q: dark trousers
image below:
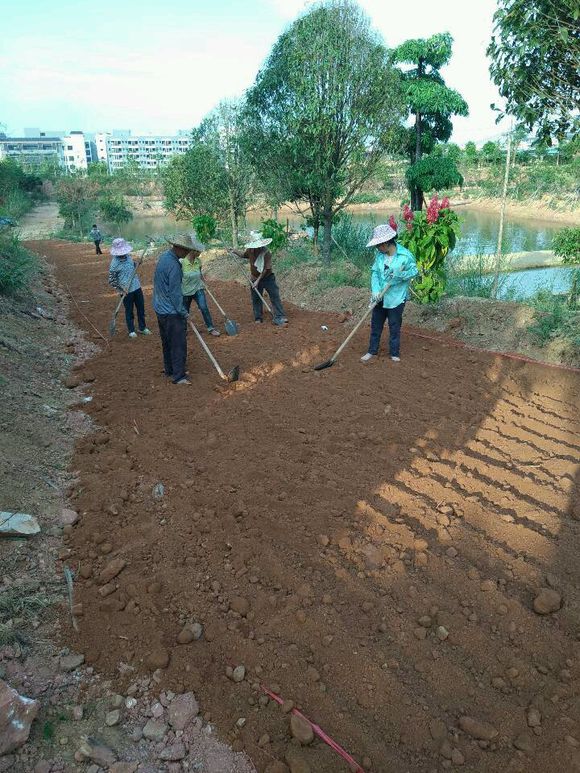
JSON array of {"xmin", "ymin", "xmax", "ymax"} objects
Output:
[
  {"xmin": 251, "ymin": 273, "xmax": 286, "ymax": 322},
  {"xmin": 184, "ymin": 290, "xmax": 215, "ymax": 331},
  {"xmin": 94, "ymin": 240, "xmax": 102, "ymax": 255},
  {"xmin": 156, "ymin": 314, "xmax": 187, "ymax": 382},
  {"xmin": 123, "ymin": 288, "xmax": 146, "ymax": 333},
  {"xmin": 368, "ymin": 301, "xmax": 405, "ymax": 357}
]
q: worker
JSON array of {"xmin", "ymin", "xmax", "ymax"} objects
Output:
[
  {"xmin": 180, "ymin": 236, "xmax": 220, "ymax": 336},
  {"xmin": 108, "ymin": 237, "xmax": 151, "ymax": 339},
  {"xmin": 153, "ymin": 233, "xmax": 197, "ymax": 385},
  {"xmin": 90, "ymin": 224, "xmax": 103, "ymax": 255},
  {"xmin": 232, "ymin": 231, "xmax": 287, "ymax": 325},
  {"xmin": 361, "ymin": 223, "xmax": 418, "ymax": 363}
]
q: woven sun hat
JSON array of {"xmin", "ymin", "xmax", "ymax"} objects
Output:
[
  {"xmin": 166, "ymin": 232, "xmax": 206, "ymax": 252},
  {"xmin": 366, "ymin": 224, "xmax": 397, "ymax": 248},
  {"xmin": 243, "ymin": 231, "xmax": 273, "ymax": 249},
  {"xmin": 110, "ymin": 237, "xmax": 133, "ymax": 256}
]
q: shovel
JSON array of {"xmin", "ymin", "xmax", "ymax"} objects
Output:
[
  {"xmin": 189, "ymin": 321, "xmax": 240, "ymax": 383},
  {"xmin": 314, "ymin": 282, "xmax": 392, "ymax": 371},
  {"xmin": 227, "ymin": 251, "xmax": 273, "ymax": 315},
  {"xmin": 109, "ymin": 238, "xmax": 153, "ymax": 336},
  {"xmin": 204, "ymin": 284, "xmax": 239, "ymax": 336}
]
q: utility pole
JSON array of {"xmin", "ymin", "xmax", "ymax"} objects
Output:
[{"xmin": 491, "ymin": 124, "xmax": 513, "ymax": 299}]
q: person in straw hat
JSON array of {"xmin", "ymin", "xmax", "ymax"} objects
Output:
[
  {"xmin": 152, "ymin": 233, "xmax": 199, "ymax": 385},
  {"xmin": 179, "ymin": 235, "xmax": 220, "ymax": 336},
  {"xmin": 232, "ymin": 231, "xmax": 287, "ymax": 325},
  {"xmin": 108, "ymin": 237, "xmax": 151, "ymax": 338},
  {"xmin": 360, "ymin": 223, "xmax": 418, "ymax": 363}
]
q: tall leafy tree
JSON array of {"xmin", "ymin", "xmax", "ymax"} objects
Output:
[
  {"xmin": 488, "ymin": 0, "xmax": 580, "ymax": 143},
  {"xmin": 243, "ymin": 0, "xmax": 403, "ymax": 264},
  {"xmin": 163, "ymin": 99, "xmax": 252, "ymax": 246},
  {"xmin": 392, "ymin": 33, "xmax": 468, "ymax": 211}
]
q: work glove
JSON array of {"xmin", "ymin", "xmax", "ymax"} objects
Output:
[{"xmin": 368, "ymin": 293, "xmax": 381, "ymax": 309}]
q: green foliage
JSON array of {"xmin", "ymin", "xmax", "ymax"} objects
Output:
[
  {"xmin": 0, "ymin": 230, "xmax": 38, "ymax": 294},
  {"xmin": 164, "ymin": 98, "xmax": 251, "ymax": 246},
  {"xmin": 398, "ymin": 198, "xmax": 460, "ymax": 303},
  {"xmin": 99, "ymin": 194, "xmax": 133, "ymax": 225},
  {"xmin": 331, "ymin": 214, "xmax": 375, "ymax": 270},
  {"xmin": 392, "ymin": 32, "xmax": 468, "ymax": 209},
  {"xmin": 350, "ymin": 192, "xmax": 383, "ymax": 204},
  {"xmin": 481, "ymin": 141, "xmax": 503, "ymax": 165},
  {"xmin": 406, "ymin": 156, "xmax": 463, "ymax": 195},
  {"xmin": 553, "ymin": 227, "xmax": 580, "ymax": 264},
  {"xmin": 0, "ymin": 159, "xmax": 42, "ymax": 218},
  {"xmin": 261, "ymin": 219, "xmax": 287, "ymax": 253},
  {"xmin": 488, "ymin": 0, "xmax": 580, "ymax": 143},
  {"xmin": 527, "ymin": 291, "xmax": 580, "ymax": 345},
  {"xmin": 55, "ymin": 174, "xmax": 101, "ymax": 234},
  {"xmin": 446, "ymin": 255, "xmax": 510, "ymax": 299},
  {"xmin": 192, "ymin": 214, "xmax": 217, "ymax": 244},
  {"xmin": 243, "ymin": 0, "xmax": 404, "ymax": 263},
  {"xmin": 463, "ymin": 141, "xmax": 479, "ymax": 166}
]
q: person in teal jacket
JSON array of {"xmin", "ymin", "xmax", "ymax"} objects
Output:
[{"xmin": 361, "ymin": 223, "xmax": 418, "ymax": 363}]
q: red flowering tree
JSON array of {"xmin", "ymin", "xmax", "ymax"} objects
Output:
[{"xmin": 396, "ymin": 195, "xmax": 459, "ymax": 303}]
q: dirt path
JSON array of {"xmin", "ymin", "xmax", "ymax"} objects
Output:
[{"xmin": 33, "ymin": 239, "xmax": 580, "ymax": 773}]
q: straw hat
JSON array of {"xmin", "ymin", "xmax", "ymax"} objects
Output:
[
  {"xmin": 244, "ymin": 231, "xmax": 272, "ymax": 249},
  {"xmin": 110, "ymin": 237, "xmax": 132, "ymax": 256},
  {"xmin": 366, "ymin": 224, "xmax": 397, "ymax": 248},
  {"xmin": 166, "ymin": 232, "xmax": 206, "ymax": 252}
]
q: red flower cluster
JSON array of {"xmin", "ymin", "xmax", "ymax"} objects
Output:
[
  {"xmin": 426, "ymin": 195, "xmax": 441, "ymax": 224},
  {"xmin": 388, "ymin": 214, "xmax": 398, "ymax": 232},
  {"xmin": 441, "ymin": 196, "xmax": 450, "ymax": 210},
  {"xmin": 402, "ymin": 203, "xmax": 414, "ymax": 230}
]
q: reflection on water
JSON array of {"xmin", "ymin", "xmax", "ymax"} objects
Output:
[
  {"xmin": 497, "ymin": 266, "xmax": 575, "ymax": 300},
  {"xmin": 108, "ymin": 207, "xmax": 559, "ymax": 257}
]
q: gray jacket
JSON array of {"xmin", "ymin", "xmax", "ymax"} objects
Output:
[{"xmin": 153, "ymin": 249, "xmax": 186, "ymax": 316}]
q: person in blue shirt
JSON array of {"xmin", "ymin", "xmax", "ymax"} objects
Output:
[
  {"xmin": 361, "ymin": 223, "xmax": 418, "ymax": 363},
  {"xmin": 108, "ymin": 238, "xmax": 151, "ymax": 338},
  {"xmin": 153, "ymin": 233, "xmax": 197, "ymax": 385}
]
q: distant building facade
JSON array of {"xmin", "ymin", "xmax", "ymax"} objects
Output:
[
  {"xmin": 0, "ymin": 133, "xmax": 64, "ymax": 169},
  {"xmin": 1, "ymin": 128, "xmax": 191, "ymax": 173},
  {"xmin": 102, "ymin": 131, "xmax": 192, "ymax": 172}
]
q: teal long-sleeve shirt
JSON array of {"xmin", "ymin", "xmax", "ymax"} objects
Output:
[{"xmin": 370, "ymin": 244, "xmax": 419, "ymax": 308}]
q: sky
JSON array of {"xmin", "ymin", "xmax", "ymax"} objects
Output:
[{"xmin": 1, "ymin": 0, "xmax": 510, "ymax": 146}]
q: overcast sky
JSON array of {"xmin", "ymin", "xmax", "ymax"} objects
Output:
[{"xmin": 1, "ymin": 0, "xmax": 510, "ymax": 145}]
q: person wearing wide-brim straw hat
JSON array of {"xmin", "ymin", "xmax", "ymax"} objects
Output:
[
  {"xmin": 108, "ymin": 237, "xmax": 151, "ymax": 338},
  {"xmin": 152, "ymin": 232, "xmax": 200, "ymax": 385},
  {"xmin": 178, "ymin": 236, "xmax": 220, "ymax": 337},
  {"xmin": 231, "ymin": 231, "xmax": 287, "ymax": 325},
  {"xmin": 360, "ymin": 223, "xmax": 418, "ymax": 364}
]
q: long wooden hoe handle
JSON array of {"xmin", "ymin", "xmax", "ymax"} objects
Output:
[
  {"xmin": 204, "ymin": 285, "xmax": 227, "ymax": 318},
  {"xmin": 328, "ymin": 282, "xmax": 392, "ymax": 364},
  {"xmin": 189, "ymin": 321, "xmax": 228, "ymax": 381},
  {"xmin": 227, "ymin": 251, "xmax": 273, "ymax": 314}
]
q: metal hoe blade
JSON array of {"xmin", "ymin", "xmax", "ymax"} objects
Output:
[
  {"xmin": 228, "ymin": 365, "xmax": 240, "ymax": 382},
  {"xmin": 313, "ymin": 359, "xmax": 335, "ymax": 371},
  {"xmin": 225, "ymin": 318, "xmax": 239, "ymax": 337}
]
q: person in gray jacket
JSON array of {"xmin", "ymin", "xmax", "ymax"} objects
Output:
[
  {"xmin": 153, "ymin": 233, "xmax": 196, "ymax": 385},
  {"xmin": 90, "ymin": 224, "xmax": 103, "ymax": 254},
  {"xmin": 108, "ymin": 237, "xmax": 151, "ymax": 338}
]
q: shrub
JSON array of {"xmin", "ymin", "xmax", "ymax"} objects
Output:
[
  {"xmin": 192, "ymin": 214, "xmax": 217, "ymax": 244},
  {"xmin": 261, "ymin": 218, "xmax": 287, "ymax": 253},
  {"xmin": 350, "ymin": 192, "xmax": 383, "ymax": 204},
  {"xmin": 0, "ymin": 230, "xmax": 38, "ymax": 294},
  {"xmin": 553, "ymin": 227, "xmax": 580, "ymax": 263},
  {"xmin": 99, "ymin": 195, "xmax": 133, "ymax": 225}
]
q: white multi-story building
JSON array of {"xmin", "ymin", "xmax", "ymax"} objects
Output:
[
  {"xmin": 62, "ymin": 131, "xmax": 96, "ymax": 172},
  {"xmin": 104, "ymin": 132, "xmax": 192, "ymax": 172},
  {"xmin": 0, "ymin": 133, "xmax": 64, "ymax": 168}
]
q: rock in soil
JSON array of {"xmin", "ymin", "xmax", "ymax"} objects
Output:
[
  {"xmin": 0, "ymin": 679, "xmax": 39, "ymax": 754},
  {"xmin": 533, "ymin": 589, "xmax": 562, "ymax": 615},
  {"xmin": 290, "ymin": 714, "xmax": 314, "ymax": 745},
  {"xmin": 77, "ymin": 738, "xmax": 117, "ymax": 767},
  {"xmin": 142, "ymin": 718, "xmax": 168, "ymax": 742},
  {"xmin": 0, "ymin": 511, "xmax": 40, "ymax": 537},
  {"xmin": 458, "ymin": 716, "xmax": 498, "ymax": 741},
  {"xmin": 168, "ymin": 692, "xmax": 199, "ymax": 730},
  {"xmin": 59, "ymin": 653, "xmax": 85, "ymax": 672}
]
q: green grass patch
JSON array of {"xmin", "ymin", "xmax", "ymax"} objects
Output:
[
  {"xmin": 527, "ymin": 291, "xmax": 580, "ymax": 346},
  {"xmin": 0, "ymin": 230, "xmax": 39, "ymax": 294}
]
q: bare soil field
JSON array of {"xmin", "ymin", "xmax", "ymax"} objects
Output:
[{"xmin": 28, "ymin": 240, "xmax": 580, "ymax": 772}]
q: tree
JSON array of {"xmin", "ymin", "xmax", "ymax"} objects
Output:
[
  {"xmin": 392, "ymin": 33, "xmax": 468, "ymax": 211},
  {"xmin": 163, "ymin": 99, "xmax": 252, "ymax": 246},
  {"xmin": 463, "ymin": 141, "xmax": 479, "ymax": 167},
  {"xmin": 55, "ymin": 174, "xmax": 101, "ymax": 234},
  {"xmin": 243, "ymin": 0, "xmax": 403, "ymax": 264},
  {"xmin": 99, "ymin": 194, "xmax": 133, "ymax": 226},
  {"xmin": 481, "ymin": 140, "xmax": 503, "ymax": 164},
  {"xmin": 488, "ymin": 0, "xmax": 580, "ymax": 144}
]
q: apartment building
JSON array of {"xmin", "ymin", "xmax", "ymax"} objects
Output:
[
  {"xmin": 103, "ymin": 132, "xmax": 192, "ymax": 172},
  {"xmin": 62, "ymin": 131, "xmax": 97, "ymax": 172},
  {"xmin": 0, "ymin": 133, "xmax": 64, "ymax": 168}
]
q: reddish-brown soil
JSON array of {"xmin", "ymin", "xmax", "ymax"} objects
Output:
[{"xmin": 34, "ymin": 239, "xmax": 580, "ymax": 773}]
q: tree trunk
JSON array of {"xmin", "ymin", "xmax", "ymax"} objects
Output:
[
  {"xmin": 229, "ymin": 197, "xmax": 239, "ymax": 248},
  {"xmin": 322, "ymin": 210, "xmax": 333, "ymax": 266},
  {"xmin": 411, "ymin": 185, "xmax": 423, "ymax": 212},
  {"xmin": 491, "ymin": 129, "xmax": 513, "ymax": 299}
]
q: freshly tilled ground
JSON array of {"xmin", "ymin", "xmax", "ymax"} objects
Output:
[{"xmin": 36, "ymin": 240, "xmax": 580, "ymax": 773}]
